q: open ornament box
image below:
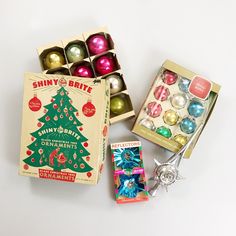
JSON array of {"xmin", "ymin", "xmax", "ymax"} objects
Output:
[
  {"xmin": 37, "ymin": 27, "xmax": 135, "ymax": 124},
  {"xmin": 132, "ymin": 60, "xmax": 221, "ymax": 158},
  {"xmin": 19, "ymin": 73, "xmax": 109, "ymax": 184}
]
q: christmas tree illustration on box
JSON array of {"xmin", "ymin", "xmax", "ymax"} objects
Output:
[{"xmin": 24, "ymin": 80, "xmax": 93, "ymax": 173}]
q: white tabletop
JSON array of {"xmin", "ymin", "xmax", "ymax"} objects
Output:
[{"xmin": 1, "ymin": 0, "xmax": 235, "ymax": 235}]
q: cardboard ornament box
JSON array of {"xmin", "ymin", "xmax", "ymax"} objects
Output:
[
  {"xmin": 37, "ymin": 27, "xmax": 135, "ymax": 124},
  {"xmin": 19, "ymin": 73, "xmax": 109, "ymax": 184},
  {"xmin": 132, "ymin": 60, "xmax": 221, "ymax": 158}
]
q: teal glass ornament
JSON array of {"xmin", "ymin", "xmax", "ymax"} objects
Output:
[
  {"xmin": 188, "ymin": 101, "xmax": 204, "ymax": 118},
  {"xmin": 180, "ymin": 118, "xmax": 196, "ymax": 134},
  {"xmin": 178, "ymin": 78, "xmax": 190, "ymax": 93}
]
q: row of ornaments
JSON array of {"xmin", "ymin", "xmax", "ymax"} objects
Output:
[
  {"xmin": 39, "ymin": 32, "xmax": 114, "ymax": 74},
  {"xmin": 37, "ymin": 30, "xmax": 135, "ymax": 122}
]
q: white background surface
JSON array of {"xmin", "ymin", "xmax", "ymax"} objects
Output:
[{"xmin": 1, "ymin": 0, "xmax": 235, "ymax": 235}]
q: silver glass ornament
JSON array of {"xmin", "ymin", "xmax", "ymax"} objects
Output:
[
  {"xmin": 148, "ymin": 123, "xmax": 203, "ymax": 196},
  {"xmin": 106, "ymin": 74, "xmax": 123, "ymax": 94},
  {"xmin": 170, "ymin": 93, "xmax": 187, "ymax": 109},
  {"xmin": 139, "ymin": 118, "xmax": 156, "ymax": 131}
]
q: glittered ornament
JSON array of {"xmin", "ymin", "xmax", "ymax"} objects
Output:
[
  {"xmin": 170, "ymin": 93, "xmax": 187, "ymax": 109},
  {"xmin": 94, "ymin": 55, "xmax": 116, "ymax": 75},
  {"xmin": 66, "ymin": 44, "xmax": 85, "ymax": 63},
  {"xmin": 139, "ymin": 118, "xmax": 156, "ymax": 131},
  {"xmin": 145, "ymin": 102, "xmax": 162, "ymax": 118},
  {"xmin": 154, "ymin": 85, "xmax": 170, "ymax": 101},
  {"xmin": 162, "ymin": 70, "xmax": 178, "ymax": 85},
  {"xmin": 173, "ymin": 134, "xmax": 188, "ymax": 146},
  {"xmin": 156, "ymin": 126, "xmax": 172, "ymax": 138},
  {"xmin": 178, "ymin": 78, "xmax": 190, "ymax": 93},
  {"xmin": 180, "ymin": 117, "xmax": 196, "ymax": 134},
  {"xmin": 188, "ymin": 101, "xmax": 204, "ymax": 118},
  {"xmin": 106, "ymin": 74, "xmax": 123, "ymax": 94},
  {"xmin": 110, "ymin": 96, "xmax": 126, "ymax": 115},
  {"xmin": 73, "ymin": 65, "xmax": 93, "ymax": 78},
  {"xmin": 87, "ymin": 34, "xmax": 109, "ymax": 55},
  {"xmin": 44, "ymin": 51, "xmax": 65, "ymax": 69},
  {"xmin": 163, "ymin": 109, "xmax": 179, "ymax": 126}
]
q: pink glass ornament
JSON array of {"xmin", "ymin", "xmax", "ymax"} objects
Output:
[
  {"xmin": 73, "ymin": 65, "xmax": 93, "ymax": 78},
  {"xmin": 87, "ymin": 34, "xmax": 109, "ymax": 55},
  {"xmin": 94, "ymin": 55, "xmax": 115, "ymax": 75},
  {"xmin": 163, "ymin": 70, "xmax": 178, "ymax": 85},
  {"xmin": 146, "ymin": 102, "xmax": 162, "ymax": 118},
  {"xmin": 154, "ymin": 85, "xmax": 170, "ymax": 101}
]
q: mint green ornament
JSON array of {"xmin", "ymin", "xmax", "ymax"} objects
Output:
[{"xmin": 156, "ymin": 126, "xmax": 172, "ymax": 138}]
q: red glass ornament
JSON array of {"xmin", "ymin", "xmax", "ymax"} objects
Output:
[
  {"xmin": 146, "ymin": 102, "xmax": 162, "ymax": 118},
  {"xmin": 82, "ymin": 100, "xmax": 96, "ymax": 117},
  {"xmin": 84, "ymin": 142, "xmax": 88, "ymax": 147},
  {"xmin": 51, "ymin": 98, "xmax": 55, "ymax": 102},
  {"xmin": 73, "ymin": 65, "xmax": 93, "ymax": 78},
  {"xmin": 154, "ymin": 85, "xmax": 170, "ymax": 101},
  {"xmin": 94, "ymin": 55, "xmax": 115, "ymax": 75},
  {"xmin": 163, "ymin": 70, "xmax": 178, "ymax": 85},
  {"xmin": 87, "ymin": 172, "xmax": 92, "ymax": 178},
  {"xmin": 79, "ymin": 127, "xmax": 83, "ymax": 131},
  {"xmin": 28, "ymin": 94, "xmax": 42, "ymax": 112},
  {"xmin": 80, "ymin": 163, "xmax": 85, "ymax": 169},
  {"xmin": 86, "ymin": 156, "xmax": 90, "ymax": 161},
  {"xmin": 37, "ymin": 122, "xmax": 42, "ymax": 127},
  {"xmin": 53, "ymin": 104, "xmax": 58, "ymax": 109},
  {"xmin": 31, "ymin": 137, "xmax": 35, "ymax": 141},
  {"xmin": 23, "ymin": 164, "xmax": 29, "ymax": 170},
  {"xmin": 87, "ymin": 34, "xmax": 109, "ymax": 55},
  {"xmin": 26, "ymin": 150, "xmax": 32, "ymax": 156},
  {"xmin": 45, "ymin": 116, "xmax": 50, "ymax": 121}
]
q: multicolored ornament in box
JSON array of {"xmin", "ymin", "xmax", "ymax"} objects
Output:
[
  {"xmin": 132, "ymin": 60, "xmax": 221, "ymax": 158},
  {"xmin": 19, "ymin": 73, "xmax": 110, "ymax": 184},
  {"xmin": 37, "ymin": 27, "xmax": 135, "ymax": 124},
  {"xmin": 111, "ymin": 141, "xmax": 148, "ymax": 203}
]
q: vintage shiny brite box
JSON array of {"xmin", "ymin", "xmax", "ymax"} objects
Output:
[
  {"xmin": 37, "ymin": 27, "xmax": 135, "ymax": 124},
  {"xmin": 132, "ymin": 60, "xmax": 221, "ymax": 158},
  {"xmin": 19, "ymin": 73, "xmax": 110, "ymax": 184},
  {"xmin": 111, "ymin": 141, "xmax": 148, "ymax": 203}
]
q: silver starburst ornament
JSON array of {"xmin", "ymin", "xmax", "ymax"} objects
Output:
[{"xmin": 148, "ymin": 123, "xmax": 204, "ymax": 196}]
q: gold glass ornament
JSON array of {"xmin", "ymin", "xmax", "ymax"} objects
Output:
[
  {"xmin": 44, "ymin": 51, "xmax": 65, "ymax": 69},
  {"xmin": 110, "ymin": 96, "xmax": 126, "ymax": 115},
  {"xmin": 163, "ymin": 109, "xmax": 179, "ymax": 126},
  {"xmin": 173, "ymin": 134, "xmax": 187, "ymax": 146}
]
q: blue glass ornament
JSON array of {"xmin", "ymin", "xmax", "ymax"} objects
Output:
[
  {"xmin": 113, "ymin": 147, "xmax": 141, "ymax": 169},
  {"xmin": 178, "ymin": 78, "xmax": 190, "ymax": 93},
  {"xmin": 118, "ymin": 174, "xmax": 144, "ymax": 198},
  {"xmin": 188, "ymin": 101, "xmax": 204, "ymax": 118},
  {"xmin": 180, "ymin": 117, "xmax": 196, "ymax": 134}
]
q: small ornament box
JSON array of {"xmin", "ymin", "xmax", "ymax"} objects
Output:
[
  {"xmin": 37, "ymin": 27, "xmax": 135, "ymax": 124},
  {"xmin": 132, "ymin": 60, "xmax": 221, "ymax": 158},
  {"xmin": 19, "ymin": 73, "xmax": 110, "ymax": 185},
  {"xmin": 111, "ymin": 141, "xmax": 148, "ymax": 203}
]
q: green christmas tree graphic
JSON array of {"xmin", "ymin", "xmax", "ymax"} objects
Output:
[{"xmin": 24, "ymin": 83, "xmax": 92, "ymax": 173}]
